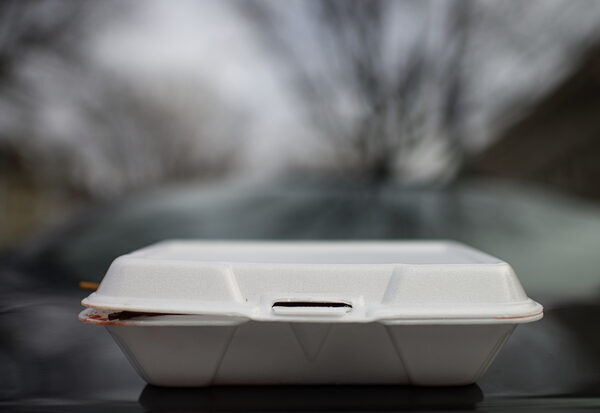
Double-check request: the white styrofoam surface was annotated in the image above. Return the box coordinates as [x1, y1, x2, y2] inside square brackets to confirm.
[79, 240, 543, 386]
[104, 322, 515, 386]
[82, 241, 542, 324]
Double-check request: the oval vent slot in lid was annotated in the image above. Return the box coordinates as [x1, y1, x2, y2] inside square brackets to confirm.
[271, 300, 352, 316]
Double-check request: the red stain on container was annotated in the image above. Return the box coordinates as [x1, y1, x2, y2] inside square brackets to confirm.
[87, 313, 107, 321]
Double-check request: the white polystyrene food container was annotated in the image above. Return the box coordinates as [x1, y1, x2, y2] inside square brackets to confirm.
[79, 240, 543, 386]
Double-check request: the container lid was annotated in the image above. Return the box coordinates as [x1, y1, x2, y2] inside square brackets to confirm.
[81, 240, 543, 325]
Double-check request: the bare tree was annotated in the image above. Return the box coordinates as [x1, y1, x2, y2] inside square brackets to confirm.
[0, 1, 243, 200]
[243, 0, 472, 182]
[64, 74, 245, 198]
[0, 1, 244, 246]
[0, 0, 84, 82]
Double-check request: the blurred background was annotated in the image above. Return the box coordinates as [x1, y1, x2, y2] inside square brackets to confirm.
[1, 0, 600, 410]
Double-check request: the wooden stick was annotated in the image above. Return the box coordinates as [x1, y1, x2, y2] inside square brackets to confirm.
[78, 281, 100, 291]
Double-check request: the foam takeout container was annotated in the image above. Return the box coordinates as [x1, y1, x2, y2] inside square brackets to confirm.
[79, 240, 543, 386]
